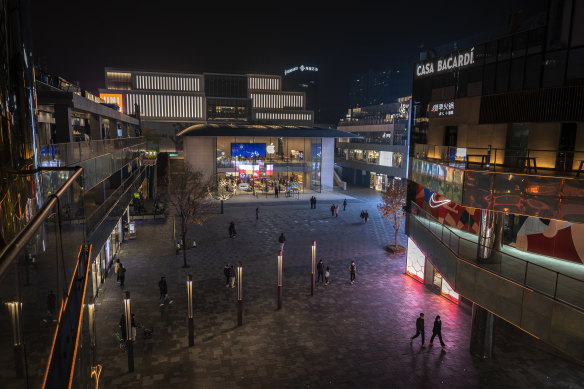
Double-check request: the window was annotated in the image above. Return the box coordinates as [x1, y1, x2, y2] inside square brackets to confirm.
[524, 54, 542, 89]
[496, 60, 510, 92]
[509, 58, 526, 91]
[567, 48, 584, 85]
[512, 32, 527, 58]
[572, 0, 584, 46]
[483, 63, 496, 94]
[547, 0, 572, 50]
[527, 27, 545, 55]
[498, 37, 512, 61]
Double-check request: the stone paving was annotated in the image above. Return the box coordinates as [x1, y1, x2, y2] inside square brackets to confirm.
[93, 188, 584, 388]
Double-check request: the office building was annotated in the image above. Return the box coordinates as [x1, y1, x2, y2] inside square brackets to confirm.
[282, 64, 322, 123]
[405, 1, 584, 362]
[335, 97, 410, 190]
[348, 66, 411, 108]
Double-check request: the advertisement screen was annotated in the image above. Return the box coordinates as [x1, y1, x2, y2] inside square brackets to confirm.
[231, 143, 266, 158]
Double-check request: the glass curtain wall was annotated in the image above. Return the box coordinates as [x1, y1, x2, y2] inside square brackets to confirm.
[216, 136, 322, 195]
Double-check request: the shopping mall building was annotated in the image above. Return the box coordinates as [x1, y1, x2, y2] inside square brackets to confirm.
[100, 69, 357, 192]
[406, 3, 584, 362]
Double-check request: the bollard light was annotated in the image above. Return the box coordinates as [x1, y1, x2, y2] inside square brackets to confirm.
[6, 302, 23, 346]
[311, 241, 316, 296]
[88, 303, 96, 348]
[277, 251, 283, 287]
[187, 274, 194, 346]
[236, 262, 243, 326]
[123, 291, 134, 372]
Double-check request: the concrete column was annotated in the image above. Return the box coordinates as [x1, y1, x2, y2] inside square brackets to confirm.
[54, 104, 73, 143]
[470, 303, 494, 359]
[89, 114, 102, 140]
[477, 210, 504, 263]
[321, 138, 334, 191]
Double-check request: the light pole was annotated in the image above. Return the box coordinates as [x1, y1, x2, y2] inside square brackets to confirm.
[187, 274, 194, 346]
[237, 262, 243, 326]
[311, 241, 316, 296]
[88, 303, 96, 349]
[7, 302, 24, 377]
[277, 251, 283, 309]
[124, 292, 134, 372]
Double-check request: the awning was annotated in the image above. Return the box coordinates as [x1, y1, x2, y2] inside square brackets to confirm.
[177, 123, 361, 138]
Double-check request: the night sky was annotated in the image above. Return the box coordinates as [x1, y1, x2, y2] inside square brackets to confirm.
[30, 0, 547, 122]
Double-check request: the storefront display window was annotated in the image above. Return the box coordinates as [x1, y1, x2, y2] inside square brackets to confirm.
[406, 237, 425, 283]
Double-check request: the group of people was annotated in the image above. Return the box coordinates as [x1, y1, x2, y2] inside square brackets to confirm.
[360, 210, 369, 223]
[115, 259, 126, 288]
[316, 259, 331, 285]
[410, 312, 446, 349]
[309, 196, 317, 209]
[223, 264, 237, 288]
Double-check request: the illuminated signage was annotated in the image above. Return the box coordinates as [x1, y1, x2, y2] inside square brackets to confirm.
[99, 93, 124, 113]
[379, 151, 394, 167]
[430, 101, 455, 117]
[415, 48, 475, 77]
[266, 143, 275, 154]
[406, 238, 425, 283]
[284, 65, 319, 75]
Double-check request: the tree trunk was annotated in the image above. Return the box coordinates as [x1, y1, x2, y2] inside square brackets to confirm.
[395, 226, 399, 248]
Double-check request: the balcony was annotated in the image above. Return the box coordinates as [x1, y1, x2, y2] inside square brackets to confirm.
[40, 137, 146, 190]
[410, 144, 584, 222]
[407, 205, 584, 362]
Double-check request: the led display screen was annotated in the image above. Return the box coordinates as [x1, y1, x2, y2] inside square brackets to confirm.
[231, 143, 266, 158]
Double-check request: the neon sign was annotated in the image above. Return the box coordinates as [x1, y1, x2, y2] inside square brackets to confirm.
[284, 65, 319, 75]
[416, 48, 475, 77]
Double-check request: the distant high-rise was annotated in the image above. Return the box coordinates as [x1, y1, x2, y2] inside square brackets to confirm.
[348, 66, 410, 108]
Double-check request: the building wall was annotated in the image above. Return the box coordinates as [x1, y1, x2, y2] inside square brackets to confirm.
[321, 137, 335, 190]
[183, 136, 215, 178]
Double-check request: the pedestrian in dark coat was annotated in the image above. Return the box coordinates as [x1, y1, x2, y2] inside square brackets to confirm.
[229, 265, 236, 288]
[119, 265, 126, 288]
[317, 260, 324, 283]
[360, 210, 365, 223]
[229, 221, 236, 238]
[343, 199, 347, 211]
[364, 210, 369, 223]
[410, 313, 425, 347]
[158, 276, 168, 300]
[330, 204, 335, 217]
[275, 186, 279, 198]
[119, 314, 127, 341]
[313, 196, 317, 208]
[349, 261, 356, 284]
[430, 315, 446, 348]
[279, 232, 286, 251]
[224, 264, 231, 286]
[256, 207, 259, 220]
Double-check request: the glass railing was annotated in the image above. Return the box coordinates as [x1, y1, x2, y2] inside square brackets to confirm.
[409, 202, 584, 311]
[413, 143, 584, 176]
[0, 168, 91, 388]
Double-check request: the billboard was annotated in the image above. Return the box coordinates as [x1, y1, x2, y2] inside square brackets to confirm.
[231, 143, 266, 158]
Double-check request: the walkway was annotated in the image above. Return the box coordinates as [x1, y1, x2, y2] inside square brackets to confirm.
[93, 188, 584, 388]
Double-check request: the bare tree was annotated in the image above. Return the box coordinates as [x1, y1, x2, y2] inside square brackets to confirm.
[377, 179, 407, 252]
[168, 166, 214, 267]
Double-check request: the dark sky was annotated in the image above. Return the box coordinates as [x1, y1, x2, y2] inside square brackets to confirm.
[30, 0, 546, 121]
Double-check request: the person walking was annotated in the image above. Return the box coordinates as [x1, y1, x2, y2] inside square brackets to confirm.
[115, 259, 121, 282]
[275, 185, 279, 198]
[229, 265, 236, 288]
[317, 260, 324, 283]
[410, 313, 425, 347]
[364, 210, 369, 223]
[343, 199, 347, 211]
[330, 204, 335, 217]
[349, 261, 356, 284]
[360, 210, 365, 223]
[43, 290, 57, 323]
[334, 204, 339, 217]
[229, 221, 236, 238]
[131, 313, 137, 340]
[324, 266, 330, 285]
[256, 207, 259, 220]
[313, 196, 317, 209]
[158, 276, 168, 301]
[279, 232, 286, 251]
[224, 264, 231, 287]
[119, 314, 127, 341]
[430, 315, 446, 348]
[119, 265, 126, 288]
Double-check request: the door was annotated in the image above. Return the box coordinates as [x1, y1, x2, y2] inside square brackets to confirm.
[556, 123, 577, 171]
[444, 126, 458, 147]
[504, 123, 529, 167]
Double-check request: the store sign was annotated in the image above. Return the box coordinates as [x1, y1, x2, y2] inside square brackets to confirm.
[267, 143, 275, 154]
[415, 48, 475, 78]
[238, 183, 250, 190]
[379, 151, 394, 167]
[430, 101, 455, 116]
[284, 65, 319, 75]
[99, 93, 124, 113]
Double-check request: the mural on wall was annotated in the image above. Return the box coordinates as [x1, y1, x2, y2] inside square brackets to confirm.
[414, 184, 480, 234]
[510, 217, 584, 265]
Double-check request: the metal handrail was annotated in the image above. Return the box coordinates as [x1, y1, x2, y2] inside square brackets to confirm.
[410, 201, 584, 307]
[0, 167, 84, 279]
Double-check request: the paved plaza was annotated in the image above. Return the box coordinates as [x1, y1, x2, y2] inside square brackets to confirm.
[94, 189, 584, 388]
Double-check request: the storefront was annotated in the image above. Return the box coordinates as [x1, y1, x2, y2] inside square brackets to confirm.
[180, 124, 360, 194]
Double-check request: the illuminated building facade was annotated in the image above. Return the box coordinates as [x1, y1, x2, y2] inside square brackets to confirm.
[406, 1, 584, 362]
[282, 64, 322, 123]
[335, 97, 411, 190]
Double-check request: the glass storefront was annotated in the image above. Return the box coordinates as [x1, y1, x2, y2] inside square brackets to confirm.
[216, 136, 322, 194]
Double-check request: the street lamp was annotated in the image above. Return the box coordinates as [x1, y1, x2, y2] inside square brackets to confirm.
[311, 241, 316, 296]
[236, 261, 243, 326]
[277, 251, 283, 309]
[88, 303, 96, 348]
[6, 302, 24, 377]
[124, 292, 134, 372]
[187, 274, 194, 346]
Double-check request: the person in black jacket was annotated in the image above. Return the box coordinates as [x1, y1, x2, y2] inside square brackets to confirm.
[279, 232, 286, 251]
[430, 315, 446, 348]
[317, 260, 324, 283]
[410, 313, 425, 347]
